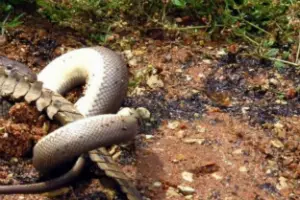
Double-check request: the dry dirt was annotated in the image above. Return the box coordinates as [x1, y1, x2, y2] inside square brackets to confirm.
[0, 14, 299, 200]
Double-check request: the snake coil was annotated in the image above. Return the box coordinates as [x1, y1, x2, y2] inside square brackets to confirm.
[0, 47, 142, 200]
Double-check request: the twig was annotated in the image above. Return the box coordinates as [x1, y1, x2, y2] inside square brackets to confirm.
[241, 19, 273, 36]
[262, 56, 300, 67]
[241, 33, 260, 46]
[167, 24, 223, 31]
[296, 31, 300, 64]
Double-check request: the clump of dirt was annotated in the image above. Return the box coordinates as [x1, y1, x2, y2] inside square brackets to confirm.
[0, 102, 58, 157]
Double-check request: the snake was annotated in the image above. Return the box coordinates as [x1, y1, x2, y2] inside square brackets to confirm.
[0, 47, 142, 200]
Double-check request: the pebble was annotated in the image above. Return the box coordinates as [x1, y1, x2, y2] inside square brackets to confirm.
[166, 187, 180, 198]
[185, 75, 192, 81]
[271, 140, 284, 148]
[211, 172, 223, 180]
[177, 185, 195, 195]
[129, 58, 138, 66]
[196, 125, 206, 133]
[153, 181, 162, 188]
[181, 171, 194, 182]
[124, 50, 133, 59]
[216, 49, 226, 57]
[167, 121, 180, 129]
[277, 176, 289, 190]
[2, 132, 8, 138]
[183, 138, 205, 145]
[145, 135, 154, 140]
[10, 157, 18, 164]
[147, 75, 164, 89]
[269, 78, 279, 85]
[232, 149, 243, 155]
[239, 166, 248, 173]
[185, 195, 193, 199]
[241, 106, 250, 114]
[202, 59, 212, 64]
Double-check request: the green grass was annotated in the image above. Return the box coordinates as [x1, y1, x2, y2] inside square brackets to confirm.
[0, 0, 299, 67]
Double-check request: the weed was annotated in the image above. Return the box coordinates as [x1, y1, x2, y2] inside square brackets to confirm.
[2, 1, 300, 67]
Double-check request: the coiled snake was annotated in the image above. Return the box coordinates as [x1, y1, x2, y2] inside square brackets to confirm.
[0, 47, 142, 200]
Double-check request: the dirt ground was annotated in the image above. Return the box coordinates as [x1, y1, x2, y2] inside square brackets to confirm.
[0, 14, 299, 200]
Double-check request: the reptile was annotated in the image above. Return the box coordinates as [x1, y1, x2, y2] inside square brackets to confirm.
[0, 47, 142, 200]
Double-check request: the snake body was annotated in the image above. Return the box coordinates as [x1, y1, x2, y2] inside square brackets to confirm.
[0, 47, 142, 200]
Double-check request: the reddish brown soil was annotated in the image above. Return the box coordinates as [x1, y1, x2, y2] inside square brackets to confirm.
[0, 14, 299, 200]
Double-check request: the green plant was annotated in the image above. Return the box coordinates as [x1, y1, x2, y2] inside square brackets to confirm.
[0, 1, 26, 37]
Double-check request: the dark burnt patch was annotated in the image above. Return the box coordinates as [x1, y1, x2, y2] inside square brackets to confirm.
[204, 54, 300, 125]
[123, 90, 206, 133]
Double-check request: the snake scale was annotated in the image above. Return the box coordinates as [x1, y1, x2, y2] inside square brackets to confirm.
[0, 47, 142, 200]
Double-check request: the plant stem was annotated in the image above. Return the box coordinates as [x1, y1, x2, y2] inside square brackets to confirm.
[1, 12, 11, 36]
[262, 56, 300, 67]
[168, 24, 223, 30]
[241, 19, 273, 36]
[296, 31, 300, 64]
[242, 33, 260, 46]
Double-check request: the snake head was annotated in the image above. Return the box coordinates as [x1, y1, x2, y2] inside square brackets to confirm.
[0, 56, 37, 82]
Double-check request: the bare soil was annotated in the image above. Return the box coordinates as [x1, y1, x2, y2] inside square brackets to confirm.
[0, 14, 299, 200]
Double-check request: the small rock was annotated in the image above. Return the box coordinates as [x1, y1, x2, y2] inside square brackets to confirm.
[185, 195, 193, 199]
[124, 50, 133, 59]
[271, 140, 284, 148]
[147, 75, 164, 89]
[181, 171, 194, 182]
[241, 107, 250, 114]
[153, 181, 162, 188]
[274, 121, 284, 129]
[202, 59, 212, 64]
[167, 121, 180, 129]
[269, 78, 279, 86]
[129, 58, 138, 66]
[166, 187, 180, 198]
[211, 172, 223, 180]
[275, 99, 287, 105]
[232, 149, 243, 155]
[175, 68, 183, 73]
[183, 138, 205, 145]
[177, 185, 195, 195]
[276, 176, 289, 190]
[239, 166, 248, 173]
[175, 130, 186, 139]
[216, 49, 226, 58]
[145, 135, 154, 140]
[185, 75, 192, 81]
[198, 73, 205, 79]
[10, 157, 18, 164]
[131, 87, 146, 96]
[196, 125, 206, 133]
[2, 132, 8, 138]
